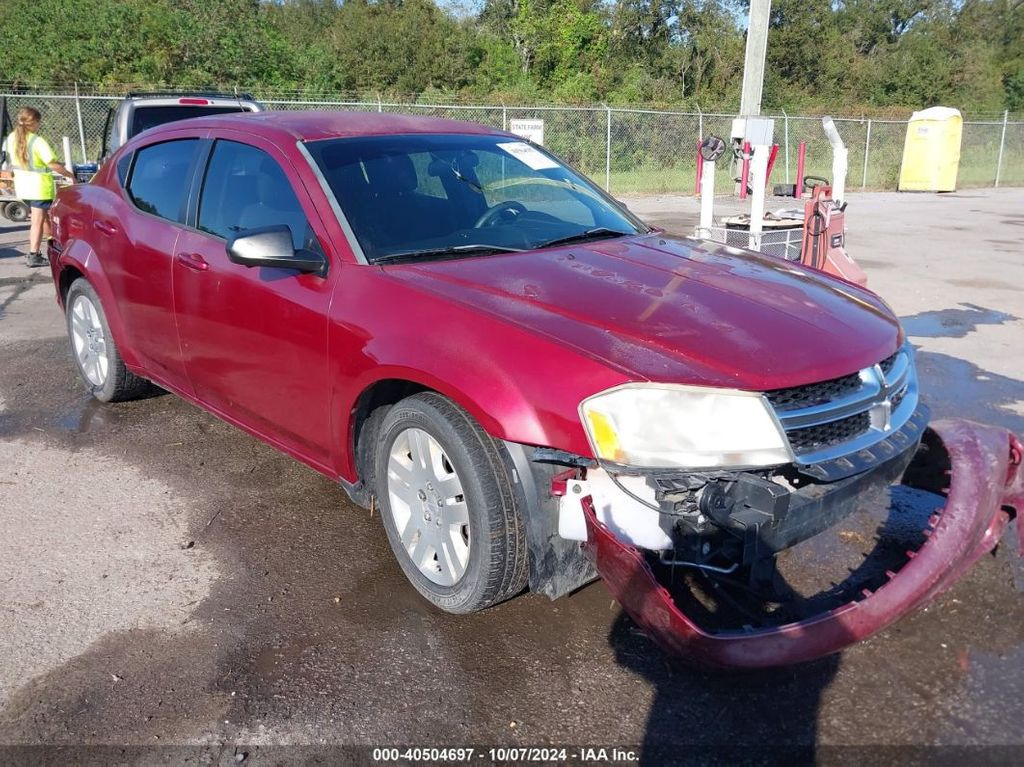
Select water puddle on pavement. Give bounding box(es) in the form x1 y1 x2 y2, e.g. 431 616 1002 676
779 484 939 588
901 303 1018 340
54 395 125 434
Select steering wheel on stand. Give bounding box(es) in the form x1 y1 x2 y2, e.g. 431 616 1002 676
473 201 527 228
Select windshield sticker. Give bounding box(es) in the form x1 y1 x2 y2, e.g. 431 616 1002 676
497 142 559 170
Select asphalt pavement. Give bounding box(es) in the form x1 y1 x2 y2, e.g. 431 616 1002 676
0 189 1022 762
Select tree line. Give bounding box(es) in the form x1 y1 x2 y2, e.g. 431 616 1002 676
1 0 1021 112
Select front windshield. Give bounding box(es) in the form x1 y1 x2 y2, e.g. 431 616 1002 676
304 133 647 264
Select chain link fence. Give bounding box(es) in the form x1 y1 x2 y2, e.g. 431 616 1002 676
4 89 1022 195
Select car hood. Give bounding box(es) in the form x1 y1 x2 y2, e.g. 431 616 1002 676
382 234 902 390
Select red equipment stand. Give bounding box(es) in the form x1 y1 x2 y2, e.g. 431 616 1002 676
800 184 867 286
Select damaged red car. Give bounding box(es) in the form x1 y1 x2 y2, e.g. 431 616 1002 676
47 112 1023 668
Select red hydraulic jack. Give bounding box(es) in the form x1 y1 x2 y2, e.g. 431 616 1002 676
800 183 867 287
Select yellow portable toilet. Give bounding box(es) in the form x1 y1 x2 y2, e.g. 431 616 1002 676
898 106 963 191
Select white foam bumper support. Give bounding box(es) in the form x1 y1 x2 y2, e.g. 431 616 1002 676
558 468 674 551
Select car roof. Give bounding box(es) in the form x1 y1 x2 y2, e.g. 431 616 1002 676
141 110 511 143
125 90 257 101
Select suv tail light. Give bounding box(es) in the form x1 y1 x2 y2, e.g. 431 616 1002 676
178 98 210 105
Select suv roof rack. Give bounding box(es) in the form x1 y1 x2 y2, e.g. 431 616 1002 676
125 90 257 101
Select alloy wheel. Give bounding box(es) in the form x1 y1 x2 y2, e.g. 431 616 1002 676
70 294 109 387
386 427 471 586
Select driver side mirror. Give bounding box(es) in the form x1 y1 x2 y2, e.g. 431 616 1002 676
226 225 328 277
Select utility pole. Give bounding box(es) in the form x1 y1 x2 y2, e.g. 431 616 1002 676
739 0 772 117
734 0 772 196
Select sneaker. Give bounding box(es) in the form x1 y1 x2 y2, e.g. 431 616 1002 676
25 252 47 268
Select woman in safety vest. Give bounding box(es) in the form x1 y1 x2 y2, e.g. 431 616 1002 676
3 107 74 267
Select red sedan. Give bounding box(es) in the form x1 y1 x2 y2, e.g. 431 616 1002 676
47 112 1022 667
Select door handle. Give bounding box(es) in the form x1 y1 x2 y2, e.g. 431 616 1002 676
175 252 209 272
93 219 118 236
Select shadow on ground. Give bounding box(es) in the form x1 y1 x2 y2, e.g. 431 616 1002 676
0 228 29 259
607 588 838 763
0 281 34 321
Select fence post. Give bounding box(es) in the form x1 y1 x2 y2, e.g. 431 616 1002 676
74 83 87 163
696 103 703 142
782 109 789 184
995 110 1008 187
502 103 507 132
605 105 612 193
695 139 704 197
862 118 872 190
377 93 382 113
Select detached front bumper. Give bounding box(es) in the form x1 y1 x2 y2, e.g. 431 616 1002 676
581 418 1024 669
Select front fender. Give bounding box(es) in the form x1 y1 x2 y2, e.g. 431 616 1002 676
329 269 630 482
349 363 544 449
335 350 621 483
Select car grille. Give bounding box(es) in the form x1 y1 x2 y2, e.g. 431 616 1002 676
879 351 899 377
891 386 907 412
765 372 862 412
765 344 918 466
786 412 871 453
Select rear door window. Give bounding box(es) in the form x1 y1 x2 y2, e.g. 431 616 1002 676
126 139 200 223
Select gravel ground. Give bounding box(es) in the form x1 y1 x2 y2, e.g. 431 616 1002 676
0 188 1022 763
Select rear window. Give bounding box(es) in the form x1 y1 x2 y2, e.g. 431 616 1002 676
130 105 249 137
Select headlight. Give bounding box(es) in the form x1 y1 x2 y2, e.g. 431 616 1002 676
579 383 793 470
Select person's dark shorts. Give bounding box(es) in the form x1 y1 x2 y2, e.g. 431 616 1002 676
27 200 52 210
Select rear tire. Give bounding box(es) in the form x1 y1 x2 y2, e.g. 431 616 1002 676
65 278 152 402
373 392 528 613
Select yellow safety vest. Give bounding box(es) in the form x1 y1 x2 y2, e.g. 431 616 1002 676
3 131 56 201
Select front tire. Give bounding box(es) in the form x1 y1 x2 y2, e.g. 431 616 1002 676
65 278 151 402
373 392 528 613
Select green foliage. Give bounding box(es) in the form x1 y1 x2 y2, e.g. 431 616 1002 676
0 0 1020 111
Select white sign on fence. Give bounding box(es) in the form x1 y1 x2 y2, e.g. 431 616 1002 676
509 119 544 145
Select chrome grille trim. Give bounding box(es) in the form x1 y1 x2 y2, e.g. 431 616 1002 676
768 343 918 466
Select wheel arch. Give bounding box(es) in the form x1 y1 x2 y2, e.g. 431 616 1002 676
341 374 597 601
343 374 483 505
58 263 85 306
349 377 430 491
340 363 560 488
57 242 143 371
